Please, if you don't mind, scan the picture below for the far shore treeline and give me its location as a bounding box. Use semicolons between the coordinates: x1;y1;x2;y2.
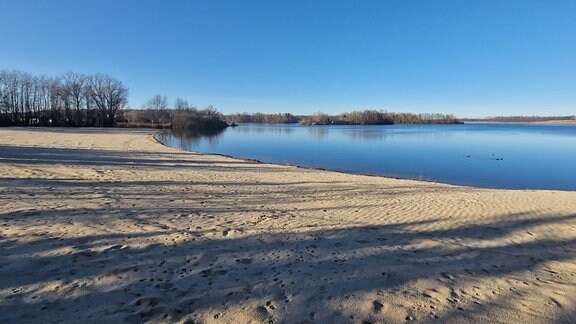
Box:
461;116;576;123
11;69;574;132
225;111;462;125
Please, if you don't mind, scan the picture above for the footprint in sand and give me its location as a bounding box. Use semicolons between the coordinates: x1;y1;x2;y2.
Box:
129;295;164;318
373;300;384;312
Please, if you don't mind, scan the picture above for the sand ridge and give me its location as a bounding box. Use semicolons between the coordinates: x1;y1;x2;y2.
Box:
0;128;575;323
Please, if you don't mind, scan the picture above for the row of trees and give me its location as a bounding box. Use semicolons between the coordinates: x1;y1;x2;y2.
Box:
300;110;461;125
387;112;461;124
0;70;128;127
225;112;299;124
223;110;461;125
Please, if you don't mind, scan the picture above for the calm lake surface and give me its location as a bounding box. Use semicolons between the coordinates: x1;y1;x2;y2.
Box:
157;123;576;191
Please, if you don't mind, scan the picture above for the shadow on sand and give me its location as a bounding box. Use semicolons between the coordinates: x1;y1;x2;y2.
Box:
0;140;575;323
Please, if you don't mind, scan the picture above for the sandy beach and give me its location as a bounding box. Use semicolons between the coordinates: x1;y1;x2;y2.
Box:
1;128;575;323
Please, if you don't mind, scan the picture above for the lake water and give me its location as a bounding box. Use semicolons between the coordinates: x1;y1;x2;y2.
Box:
156;123;576;191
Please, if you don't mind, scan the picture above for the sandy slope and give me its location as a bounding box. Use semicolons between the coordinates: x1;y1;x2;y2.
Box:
0;128;575;324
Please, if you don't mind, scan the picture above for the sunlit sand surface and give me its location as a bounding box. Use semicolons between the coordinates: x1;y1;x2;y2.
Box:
1;128;575;323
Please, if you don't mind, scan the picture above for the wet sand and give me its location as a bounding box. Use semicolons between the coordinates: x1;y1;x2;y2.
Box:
1;127;575;323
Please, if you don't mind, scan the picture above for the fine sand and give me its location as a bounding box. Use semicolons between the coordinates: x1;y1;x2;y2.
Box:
1;128;575;324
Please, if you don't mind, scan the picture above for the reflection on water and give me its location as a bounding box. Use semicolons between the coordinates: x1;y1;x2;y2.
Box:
233;124;295;136
157;123;576;190
156;127;225;150
306;127;329;138
344;129;386;141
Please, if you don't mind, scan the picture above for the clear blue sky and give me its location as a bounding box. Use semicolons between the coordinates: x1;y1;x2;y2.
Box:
1;0;574;118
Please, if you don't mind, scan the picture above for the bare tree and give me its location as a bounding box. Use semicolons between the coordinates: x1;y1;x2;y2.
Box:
87;73;128;127
145;94;169;123
203;105;219;117
0;71;10;124
174;97;190;111
62;72;86;126
146;94;168;111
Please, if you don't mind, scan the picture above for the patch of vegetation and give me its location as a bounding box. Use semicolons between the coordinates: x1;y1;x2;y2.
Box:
171;107;229;134
225;112;300;124
121;96;229;135
300;110;461;125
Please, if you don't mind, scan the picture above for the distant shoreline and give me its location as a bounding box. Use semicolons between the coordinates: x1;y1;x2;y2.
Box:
533;119;576;125
464;120;576;125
